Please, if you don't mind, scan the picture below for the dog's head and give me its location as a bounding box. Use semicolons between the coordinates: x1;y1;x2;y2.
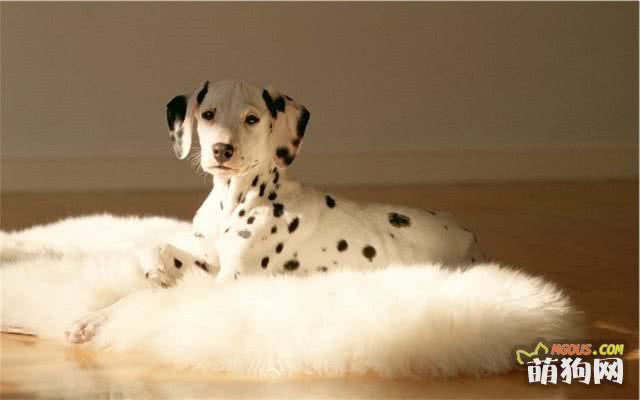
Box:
166;80;310;176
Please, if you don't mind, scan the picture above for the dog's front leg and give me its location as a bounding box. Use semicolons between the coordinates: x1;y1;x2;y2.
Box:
215;242;250;283
214;264;240;282
139;230;220;287
137;243;187;288
65;287;163;344
65;306;111;344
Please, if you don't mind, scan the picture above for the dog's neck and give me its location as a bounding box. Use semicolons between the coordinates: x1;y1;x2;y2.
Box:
210;162;283;214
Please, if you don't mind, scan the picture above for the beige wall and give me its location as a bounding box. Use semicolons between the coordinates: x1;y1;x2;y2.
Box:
1;2;637;191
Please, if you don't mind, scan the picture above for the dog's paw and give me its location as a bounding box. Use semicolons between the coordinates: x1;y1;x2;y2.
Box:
65;311;107;344
139;244;183;288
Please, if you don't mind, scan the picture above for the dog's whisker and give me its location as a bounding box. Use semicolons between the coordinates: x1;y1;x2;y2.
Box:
187;150;208;178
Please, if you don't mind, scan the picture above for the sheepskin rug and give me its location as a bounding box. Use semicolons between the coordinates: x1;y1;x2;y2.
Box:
0;214;582;378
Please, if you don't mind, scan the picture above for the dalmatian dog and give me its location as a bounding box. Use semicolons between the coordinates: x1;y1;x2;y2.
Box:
161;80;481;281
65;80;481;343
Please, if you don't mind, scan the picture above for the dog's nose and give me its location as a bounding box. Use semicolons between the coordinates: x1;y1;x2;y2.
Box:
213;143;234;163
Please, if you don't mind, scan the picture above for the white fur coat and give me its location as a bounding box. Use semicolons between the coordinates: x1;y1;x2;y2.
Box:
0;214;582;378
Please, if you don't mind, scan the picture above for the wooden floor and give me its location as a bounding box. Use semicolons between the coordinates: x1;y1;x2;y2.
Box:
1;181;638;399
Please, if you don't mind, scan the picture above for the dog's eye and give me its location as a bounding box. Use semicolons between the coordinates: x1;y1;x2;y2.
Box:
201;110;215;121
245;115;260;125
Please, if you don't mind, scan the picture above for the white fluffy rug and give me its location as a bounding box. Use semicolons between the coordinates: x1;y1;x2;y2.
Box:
0;215;583;379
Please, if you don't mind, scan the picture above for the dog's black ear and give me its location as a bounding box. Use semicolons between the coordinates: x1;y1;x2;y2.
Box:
263;87;310;168
166;81;209;159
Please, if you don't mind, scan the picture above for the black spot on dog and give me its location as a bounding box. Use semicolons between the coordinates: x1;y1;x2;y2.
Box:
166;95;187;130
176;129;183;138
227;178;231;186
261;257;269;269
262;90;278;118
427;210;436;216
332;260;338;265
283;259;300;271
275;147;295;166
444;225;448;230
275;242;284;253
325;195;336;208
170;134;176;142
292;138;301;147
224;227;230;233
237;193;243;203
271;225;277;234
173;258;183;269
194;260;209;272
389;232;395;239
239;209;245;217
337;240;348;252
247;216;255;225
220;201;224;211
288;217;299;233
297;107;310;138
268;192;277;201
317;266;328;272
252;175;259;187
274;96;286;113
238;230;251;239
471;257;476;263
321;247;327;252
388;212;411;228
273;170;280;184
196;81;209;105
362;245;376;262
194;232;204;238
259;183;266;197
273;203;284;217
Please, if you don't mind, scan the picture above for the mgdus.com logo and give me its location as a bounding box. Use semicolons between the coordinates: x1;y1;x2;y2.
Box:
514;341;625;385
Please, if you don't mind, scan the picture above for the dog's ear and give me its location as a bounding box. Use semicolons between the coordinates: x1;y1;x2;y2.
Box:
262;87;310;168
166;81;210;159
